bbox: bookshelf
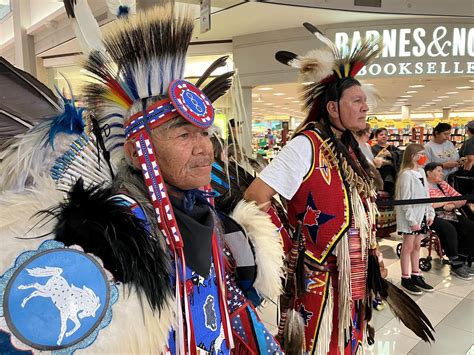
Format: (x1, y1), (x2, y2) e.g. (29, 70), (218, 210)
(375, 126), (467, 149)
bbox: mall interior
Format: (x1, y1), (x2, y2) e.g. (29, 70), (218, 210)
(0, 0), (473, 354)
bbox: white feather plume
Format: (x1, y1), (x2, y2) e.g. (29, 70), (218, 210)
(0, 122), (80, 193)
(299, 49), (335, 84)
(361, 84), (383, 109)
(71, 0), (106, 53)
(231, 200), (284, 300)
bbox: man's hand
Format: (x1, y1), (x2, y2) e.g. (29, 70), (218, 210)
(410, 224), (421, 231)
(427, 219), (433, 227)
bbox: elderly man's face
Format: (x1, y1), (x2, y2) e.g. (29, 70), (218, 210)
(151, 121), (213, 190)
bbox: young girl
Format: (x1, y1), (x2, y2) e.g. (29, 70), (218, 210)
(396, 144), (436, 295)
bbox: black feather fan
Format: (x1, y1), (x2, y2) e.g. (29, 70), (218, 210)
(41, 179), (171, 313)
(367, 252), (434, 342)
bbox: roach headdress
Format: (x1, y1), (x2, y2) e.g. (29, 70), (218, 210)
(276, 22), (382, 129)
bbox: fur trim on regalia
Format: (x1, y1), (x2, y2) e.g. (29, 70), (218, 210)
(0, 175), (63, 272)
(231, 200), (284, 300)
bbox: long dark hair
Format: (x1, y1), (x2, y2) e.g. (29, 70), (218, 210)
(313, 77), (372, 181)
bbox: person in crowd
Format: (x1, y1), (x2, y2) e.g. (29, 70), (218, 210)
(245, 26), (384, 353)
(424, 122), (460, 179)
(395, 144), (435, 295)
(266, 128), (275, 149)
(355, 123), (383, 167)
(425, 162), (474, 280)
(371, 127), (402, 195)
(456, 120), (474, 195)
(460, 120), (474, 172)
(0, 5), (284, 354)
(354, 123), (384, 190)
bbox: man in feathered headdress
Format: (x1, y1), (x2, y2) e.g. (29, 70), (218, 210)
(245, 23), (434, 354)
(0, 3), (284, 354)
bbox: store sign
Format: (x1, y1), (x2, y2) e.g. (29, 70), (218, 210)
(334, 26), (474, 76)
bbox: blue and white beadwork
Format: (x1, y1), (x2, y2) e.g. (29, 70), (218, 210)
(168, 80), (214, 128)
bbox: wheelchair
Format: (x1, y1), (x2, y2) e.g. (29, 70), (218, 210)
(396, 229), (450, 271)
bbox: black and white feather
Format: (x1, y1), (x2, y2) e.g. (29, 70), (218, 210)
(42, 179), (172, 313)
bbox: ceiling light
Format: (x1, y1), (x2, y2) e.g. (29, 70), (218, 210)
(456, 86), (471, 89)
(273, 93), (285, 96)
(409, 84), (425, 88)
(397, 99), (408, 101)
(437, 96), (449, 98)
(284, 97), (295, 100)
(292, 100), (300, 103)
(364, 83), (374, 86)
(432, 99), (442, 102)
(301, 82), (314, 85)
(264, 103), (272, 106)
(406, 90), (418, 94)
(399, 95), (412, 98)
(446, 91), (459, 94)
(258, 87), (273, 91)
(464, 99), (474, 102)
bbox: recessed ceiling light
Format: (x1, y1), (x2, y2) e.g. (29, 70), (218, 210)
(284, 97), (295, 100)
(264, 103), (272, 106)
(406, 91), (418, 94)
(409, 84), (425, 88)
(437, 96), (449, 99)
(273, 93), (285, 96)
(464, 99), (474, 102)
(399, 95), (412, 98)
(432, 99), (442, 102)
(446, 91), (459, 94)
(397, 99), (409, 101)
(456, 86), (471, 89)
(469, 80), (474, 83)
(258, 87), (273, 91)
(292, 100), (300, 103)
(364, 83), (374, 86)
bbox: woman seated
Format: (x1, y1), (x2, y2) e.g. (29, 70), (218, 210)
(425, 162), (474, 280)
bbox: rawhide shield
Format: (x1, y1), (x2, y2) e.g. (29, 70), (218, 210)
(3, 246), (110, 351)
(168, 80), (214, 128)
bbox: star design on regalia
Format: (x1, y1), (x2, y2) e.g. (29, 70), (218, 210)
(296, 192), (335, 243)
(298, 304), (313, 326)
(321, 160), (329, 176)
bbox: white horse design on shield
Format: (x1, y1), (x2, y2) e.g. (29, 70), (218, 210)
(18, 266), (101, 345)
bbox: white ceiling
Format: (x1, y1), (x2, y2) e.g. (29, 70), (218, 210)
(38, 1), (474, 120)
(251, 77), (474, 120)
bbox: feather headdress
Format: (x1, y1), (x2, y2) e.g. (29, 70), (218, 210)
(79, 5), (236, 352)
(275, 22), (382, 116)
(82, 4), (193, 122)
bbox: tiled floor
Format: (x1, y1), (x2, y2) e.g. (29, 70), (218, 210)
(257, 234), (474, 354)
